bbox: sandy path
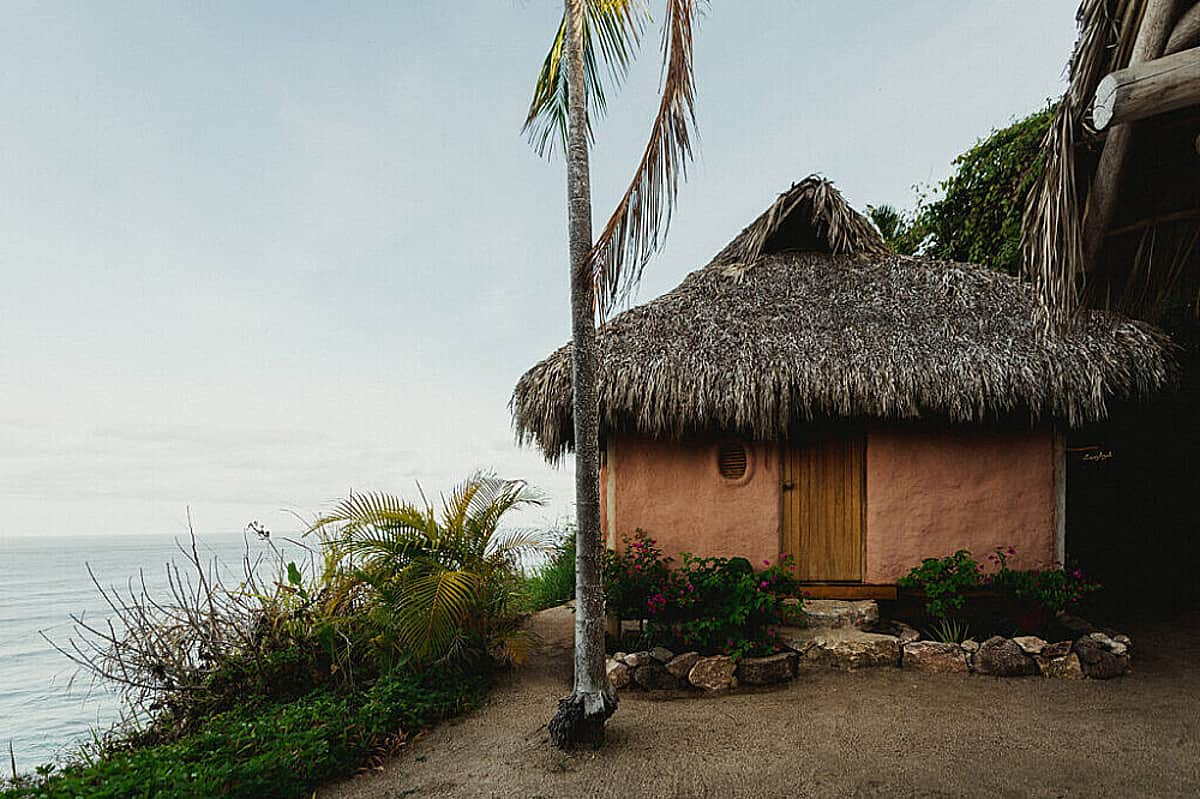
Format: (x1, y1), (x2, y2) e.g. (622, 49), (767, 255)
(322, 606), (1200, 798)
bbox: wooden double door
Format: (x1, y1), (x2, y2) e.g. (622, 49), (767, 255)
(781, 432), (866, 583)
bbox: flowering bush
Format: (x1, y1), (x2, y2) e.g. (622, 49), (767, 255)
(986, 547), (1101, 613)
(602, 530), (677, 620)
(899, 546), (1102, 619)
(603, 530), (799, 659)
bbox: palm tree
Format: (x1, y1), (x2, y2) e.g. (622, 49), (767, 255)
(867, 204), (904, 246)
(308, 475), (548, 667)
(525, 0), (701, 748)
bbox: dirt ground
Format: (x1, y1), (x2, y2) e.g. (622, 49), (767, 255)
(322, 605), (1200, 798)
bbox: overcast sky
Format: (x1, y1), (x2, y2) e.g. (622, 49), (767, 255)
(0, 2), (1078, 538)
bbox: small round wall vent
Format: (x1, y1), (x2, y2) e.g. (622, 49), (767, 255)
(717, 441), (748, 480)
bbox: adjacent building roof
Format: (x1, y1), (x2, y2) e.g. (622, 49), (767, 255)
(1023, 0), (1200, 323)
(514, 177), (1174, 460)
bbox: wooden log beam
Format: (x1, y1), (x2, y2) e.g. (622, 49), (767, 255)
(1106, 206), (1200, 237)
(1165, 1), (1200, 54)
(1082, 0), (1182, 272)
(1092, 46), (1200, 129)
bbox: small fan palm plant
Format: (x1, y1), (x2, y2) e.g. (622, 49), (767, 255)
(308, 475), (549, 668)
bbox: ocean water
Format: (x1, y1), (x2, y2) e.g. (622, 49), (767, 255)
(0, 532), (311, 773)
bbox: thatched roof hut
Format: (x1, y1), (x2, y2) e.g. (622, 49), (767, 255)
(512, 177), (1173, 593)
(1023, 0), (1200, 324)
(515, 177), (1172, 461)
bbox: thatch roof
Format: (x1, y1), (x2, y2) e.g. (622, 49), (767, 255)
(515, 177), (1174, 460)
(1023, 0), (1200, 324)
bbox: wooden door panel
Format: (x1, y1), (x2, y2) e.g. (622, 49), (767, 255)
(782, 434), (864, 582)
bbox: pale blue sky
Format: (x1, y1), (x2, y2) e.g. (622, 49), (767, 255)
(0, 2), (1077, 537)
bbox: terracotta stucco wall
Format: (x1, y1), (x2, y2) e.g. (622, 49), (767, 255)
(602, 436), (781, 567)
(864, 426), (1058, 583)
(602, 427), (1059, 584)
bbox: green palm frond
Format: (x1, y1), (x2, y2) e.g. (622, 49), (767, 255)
(397, 569), (480, 663)
(524, 0), (646, 157)
(310, 475), (545, 666)
(489, 526), (553, 563)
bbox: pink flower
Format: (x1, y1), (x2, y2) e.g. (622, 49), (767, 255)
(760, 580), (769, 589)
(763, 559), (771, 566)
(1007, 546), (1017, 555)
(1072, 568), (1084, 579)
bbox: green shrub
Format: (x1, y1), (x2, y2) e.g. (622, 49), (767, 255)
(522, 528), (576, 611)
(1, 668), (488, 799)
(900, 547), (1103, 620)
(603, 531), (799, 659)
(897, 550), (982, 618)
(602, 530), (677, 621)
(985, 547), (1101, 613)
(869, 103), (1056, 274)
(309, 475), (548, 668)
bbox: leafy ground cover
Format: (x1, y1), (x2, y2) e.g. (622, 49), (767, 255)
(2, 668), (488, 799)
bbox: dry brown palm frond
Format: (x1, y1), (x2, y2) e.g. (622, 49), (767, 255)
(1022, 0), (1136, 327)
(717, 176), (888, 274)
(590, 0), (702, 314)
(1020, 0), (1200, 326)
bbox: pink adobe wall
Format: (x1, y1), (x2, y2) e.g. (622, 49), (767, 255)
(864, 426), (1058, 583)
(601, 436), (781, 568)
(600, 427), (1060, 584)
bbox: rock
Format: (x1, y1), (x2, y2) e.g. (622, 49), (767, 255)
(1088, 631), (1115, 646)
(622, 651), (653, 668)
(688, 655), (738, 691)
(974, 636), (1038, 677)
(872, 619), (920, 644)
(1037, 651), (1084, 680)
(633, 659), (680, 690)
(613, 651), (627, 662)
(961, 639), (980, 653)
(1012, 636), (1047, 655)
(1040, 640), (1072, 659)
(737, 652), (798, 684)
(780, 597), (805, 625)
(606, 658), (631, 689)
(1074, 637), (1131, 679)
(781, 627), (900, 670)
(902, 641), (969, 674)
(665, 651), (701, 681)
(650, 646), (675, 663)
(801, 599), (879, 630)
(1113, 633), (1132, 649)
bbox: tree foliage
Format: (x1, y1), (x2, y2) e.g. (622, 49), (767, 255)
(874, 104), (1056, 275)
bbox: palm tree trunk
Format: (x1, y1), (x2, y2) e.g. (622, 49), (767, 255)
(547, 0), (617, 750)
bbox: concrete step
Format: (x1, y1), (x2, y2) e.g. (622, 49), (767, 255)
(783, 598), (879, 630)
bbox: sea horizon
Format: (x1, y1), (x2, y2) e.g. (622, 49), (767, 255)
(0, 531), (311, 771)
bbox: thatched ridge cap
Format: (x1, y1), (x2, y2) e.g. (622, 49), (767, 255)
(710, 175), (889, 273)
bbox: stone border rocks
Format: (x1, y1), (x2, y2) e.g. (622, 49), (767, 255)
(606, 601), (1132, 695)
(895, 631), (1130, 680)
